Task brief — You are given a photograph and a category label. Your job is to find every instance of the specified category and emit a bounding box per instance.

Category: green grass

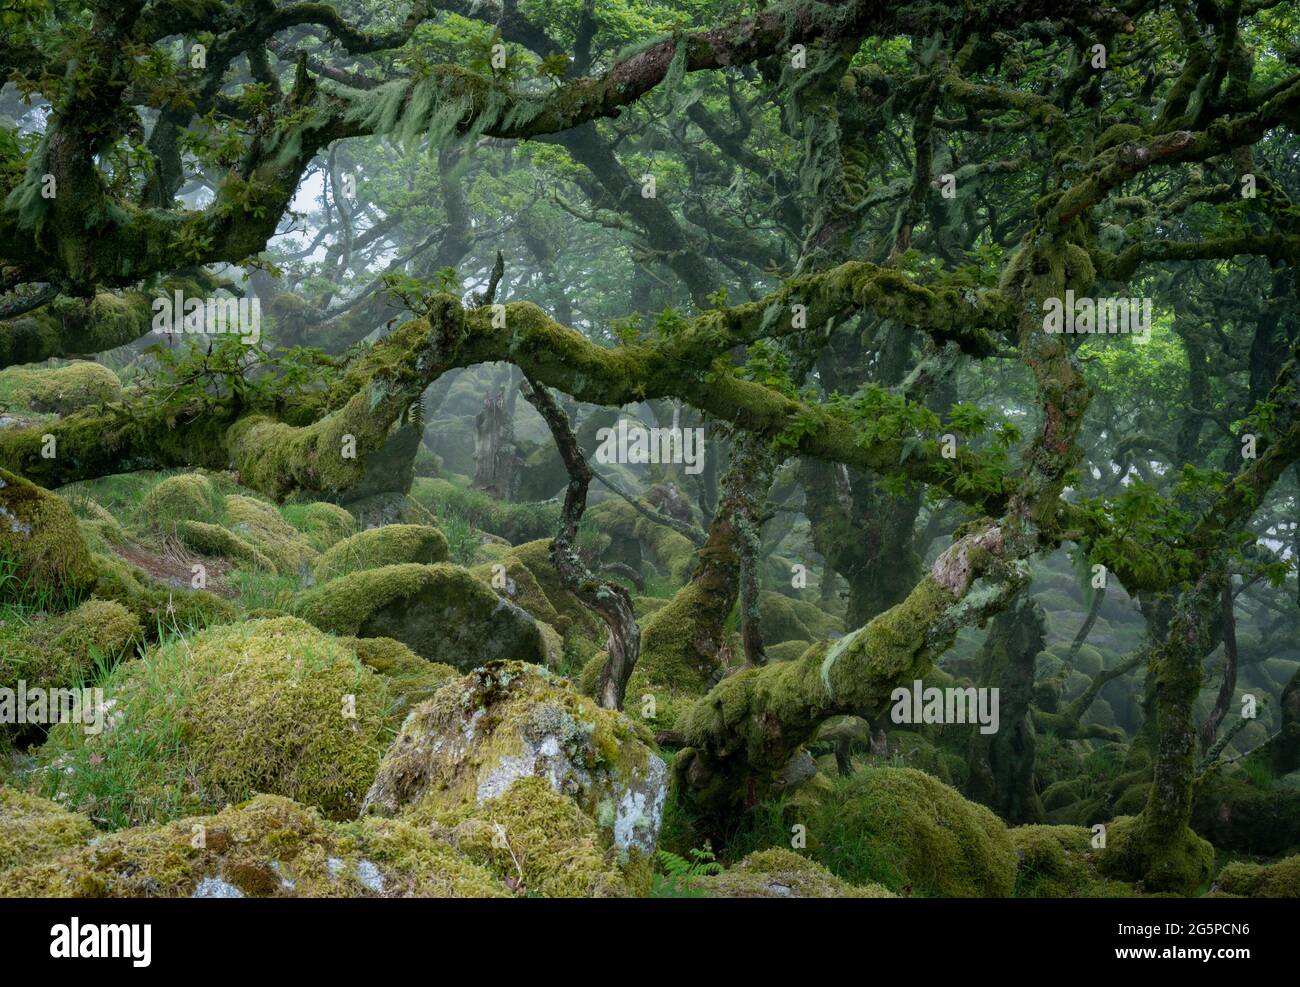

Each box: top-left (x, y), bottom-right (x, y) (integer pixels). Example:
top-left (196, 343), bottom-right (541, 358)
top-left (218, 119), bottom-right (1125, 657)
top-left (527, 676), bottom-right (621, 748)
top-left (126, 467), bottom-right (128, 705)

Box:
top-left (227, 567), bottom-right (298, 611)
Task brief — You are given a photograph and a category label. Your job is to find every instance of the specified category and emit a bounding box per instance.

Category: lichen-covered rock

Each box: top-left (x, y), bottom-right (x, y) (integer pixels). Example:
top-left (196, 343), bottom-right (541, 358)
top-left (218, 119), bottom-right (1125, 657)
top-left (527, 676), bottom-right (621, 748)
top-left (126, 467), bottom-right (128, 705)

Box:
top-left (36, 617), bottom-right (391, 826)
top-left (0, 795), bottom-right (508, 898)
top-left (292, 563), bottom-right (549, 671)
top-left (223, 495), bottom-right (317, 575)
top-left (1212, 855), bottom-right (1300, 898)
top-left (0, 787), bottom-right (95, 872)
top-left (434, 776), bottom-right (638, 896)
top-left (695, 848), bottom-right (895, 898)
top-left (362, 662), bottom-right (667, 869)
top-left (0, 469), bottom-right (96, 600)
top-left (312, 524), bottom-right (448, 583)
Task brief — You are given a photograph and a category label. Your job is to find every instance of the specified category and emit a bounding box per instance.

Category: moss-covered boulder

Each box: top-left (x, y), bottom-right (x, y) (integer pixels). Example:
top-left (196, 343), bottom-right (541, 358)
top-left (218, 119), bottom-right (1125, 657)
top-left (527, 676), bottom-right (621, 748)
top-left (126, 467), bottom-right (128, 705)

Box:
top-left (0, 469), bottom-right (97, 601)
top-left (140, 473), bottom-right (223, 528)
top-left (469, 555), bottom-right (562, 628)
top-left (0, 598), bottom-right (141, 698)
top-left (362, 662), bottom-right (667, 872)
top-left (312, 524), bottom-right (448, 584)
top-left (0, 795), bottom-right (508, 898)
top-left (36, 617), bottom-right (391, 826)
top-left (342, 635), bottom-right (459, 716)
top-left (803, 767), bottom-right (1017, 897)
top-left (285, 501), bottom-right (357, 551)
top-left (695, 848), bottom-right (895, 898)
top-left (176, 519), bottom-right (277, 572)
top-left (0, 787), bottom-right (96, 872)
top-left (87, 551), bottom-right (239, 632)
top-left (757, 591), bottom-right (843, 645)
top-left (1010, 824), bottom-right (1137, 897)
top-left (584, 499), bottom-right (697, 585)
top-left (223, 495), bottom-right (316, 575)
top-left (1096, 815), bottom-right (1214, 895)
top-left (292, 563), bottom-right (549, 671)
top-left (432, 775), bottom-right (638, 897)
top-left (1212, 855), bottom-right (1300, 897)
top-left (504, 539), bottom-right (602, 641)
top-left (1, 362), bottom-right (122, 415)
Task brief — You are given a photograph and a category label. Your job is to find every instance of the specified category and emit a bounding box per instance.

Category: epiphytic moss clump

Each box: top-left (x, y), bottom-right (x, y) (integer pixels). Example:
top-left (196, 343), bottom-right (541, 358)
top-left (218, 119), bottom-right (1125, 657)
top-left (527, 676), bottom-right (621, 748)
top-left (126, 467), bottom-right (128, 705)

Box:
top-left (34, 617), bottom-right (391, 827)
top-left (312, 523), bottom-right (449, 583)
top-left (362, 661), bottom-right (667, 870)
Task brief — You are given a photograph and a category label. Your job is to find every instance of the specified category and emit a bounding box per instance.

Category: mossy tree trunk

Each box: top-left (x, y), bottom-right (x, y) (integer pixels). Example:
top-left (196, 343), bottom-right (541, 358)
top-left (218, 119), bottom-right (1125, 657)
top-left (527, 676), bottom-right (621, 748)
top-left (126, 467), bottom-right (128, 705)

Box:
top-left (966, 596), bottom-right (1046, 824)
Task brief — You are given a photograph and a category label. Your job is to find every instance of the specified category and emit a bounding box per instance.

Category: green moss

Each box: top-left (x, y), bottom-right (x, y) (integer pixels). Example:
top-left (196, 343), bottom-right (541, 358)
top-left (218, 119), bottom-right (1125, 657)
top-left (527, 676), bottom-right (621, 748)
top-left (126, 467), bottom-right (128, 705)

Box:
top-left (313, 524), bottom-right (448, 583)
top-left (140, 473), bottom-right (224, 529)
top-left (35, 617), bottom-right (391, 826)
top-left (1096, 815), bottom-right (1215, 895)
top-left (584, 499), bottom-right (696, 584)
top-left (636, 580), bottom-right (727, 697)
top-left (436, 776), bottom-right (637, 896)
top-left (342, 635), bottom-right (459, 717)
top-left (698, 847), bottom-right (895, 898)
top-left (469, 556), bottom-right (561, 627)
top-left (1214, 856), bottom-right (1300, 898)
top-left (282, 502), bottom-right (358, 552)
top-left (0, 362), bottom-right (122, 415)
top-left (409, 477), bottom-right (559, 544)
top-left (0, 468), bottom-right (97, 602)
top-left (292, 562), bottom-right (548, 670)
top-left (363, 661), bottom-right (666, 866)
top-left (177, 520), bottom-right (277, 572)
top-left (801, 767), bottom-right (1016, 897)
top-left (0, 794), bottom-right (508, 897)
top-left (505, 539), bottom-right (602, 640)
top-left (0, 598), bottom-right (141, 696)
top-left (83, 550), bottom-right (238, 633)
top-left (223, 495), bottom-right (317, 575)
top-left (0, 787), bottom-right (96, 872)
top-left (1011, 824), bottom-right (1136, 897)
